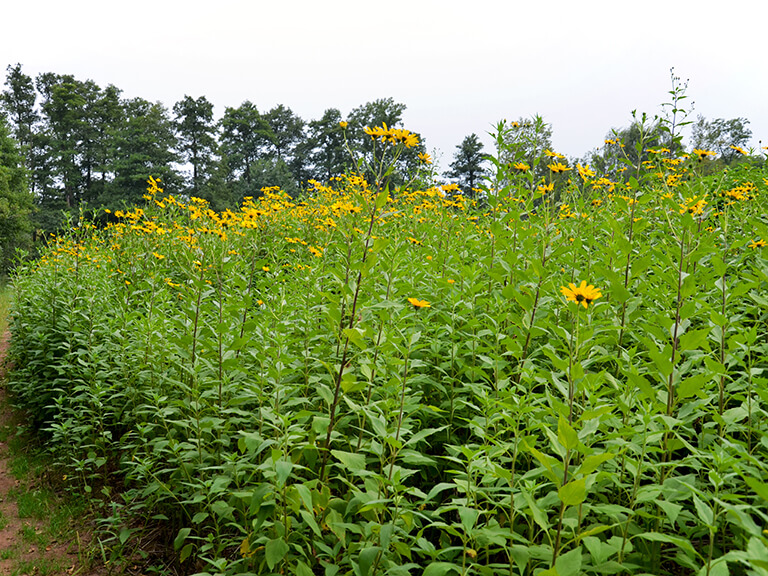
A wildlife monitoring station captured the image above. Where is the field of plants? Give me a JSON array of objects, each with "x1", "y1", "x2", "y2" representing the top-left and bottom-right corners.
[{"x1": 6, "y1": 120, "x2": 768, "y2": 576}]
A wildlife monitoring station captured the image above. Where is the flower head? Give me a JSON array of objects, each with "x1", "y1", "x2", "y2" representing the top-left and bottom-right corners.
[
  {"x1": 577, "y1": 163, "x2": 596, "y2": 181},
  {"x1": 407, "y1": 297, "x2": 431, "y2": 308},
  {"x1": 560, "y1": 281, "x2": 602, "y2": 309},
  {"x1": 549, "y1": 161, "x2": 571, "y2": 174},
  {"x1": 692, "y1": 149, "x2": 716, "y2": 160},
  {"x1": 729, "y1": 145, "x2": 748, "y2": 155},
  {"x1": 748, "y1": 239, "x2": 766, "y2": 249}
]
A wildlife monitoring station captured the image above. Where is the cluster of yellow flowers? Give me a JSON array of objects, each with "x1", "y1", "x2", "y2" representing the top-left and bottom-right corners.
[{"x1": 363, "y1": 123, "x2": 420, "y2": 148}]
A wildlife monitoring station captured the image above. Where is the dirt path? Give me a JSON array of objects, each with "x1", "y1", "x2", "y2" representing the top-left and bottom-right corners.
[{"x1": 0, "y1": 331, "x2": 96, "y2": 576}]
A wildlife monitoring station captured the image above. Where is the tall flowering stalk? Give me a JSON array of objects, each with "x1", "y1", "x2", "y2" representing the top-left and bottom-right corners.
[{"x1": 551, "y1": 280, "x2": 601, "y2": 564}]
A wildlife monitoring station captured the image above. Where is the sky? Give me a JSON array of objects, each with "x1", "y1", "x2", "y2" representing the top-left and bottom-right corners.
[{"x1": 2, "y1": 0, "x2": 766, "y2": 170}]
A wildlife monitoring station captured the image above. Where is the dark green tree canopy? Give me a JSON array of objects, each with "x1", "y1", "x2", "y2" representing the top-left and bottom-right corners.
[
  {"x1": 107, "y1": 97, "x2": 180, "y2": 208},
  {"x1": 173, "y1": 95, "x2": 218, "y2": 197},
  {"x1": 262, "y1": 104, "x2": 305, "y2": 163},
  {"x1": 304, "y1": 108, "x2": 347, "y2": 183},
  {"x1": 1, "y1": 64, "x2": 37, "y2": 152},
  {"x1": 444, "y1": 133, "x2": 487, "y2": 195},
  {"x1": 0, "y1": 117, "x2": 33, "y2": 270},
  {"x1": 219, "y1": 100, "x2": 272, "y2": 185}
]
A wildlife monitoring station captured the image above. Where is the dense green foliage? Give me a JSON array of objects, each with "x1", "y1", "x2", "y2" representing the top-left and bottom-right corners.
[
  {"x1": 7, "y1": 120, "x2": 768, "y2": 576},
  {"x1": 0, "y1": 116, "x2": 33, "y2": 272}
]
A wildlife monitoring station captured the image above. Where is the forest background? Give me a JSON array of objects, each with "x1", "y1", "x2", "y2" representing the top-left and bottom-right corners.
[{"x1": 0, "y1": 63, "x2": 757, "y2": 274}]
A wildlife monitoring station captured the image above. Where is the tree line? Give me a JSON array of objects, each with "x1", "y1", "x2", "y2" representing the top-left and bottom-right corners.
[
  {"x1": 0, "y1": 62, "x2": 758, "y2": 272},
  {"x1": 0, "y1": 63, "x2": 433, "y2": 235}
]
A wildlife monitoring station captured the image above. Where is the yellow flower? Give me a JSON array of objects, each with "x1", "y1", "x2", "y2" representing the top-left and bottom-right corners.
[
  {"x1": 692, "y1": 148, "x2": 716, "y2": 160},
  {"x1": 549, "y1": 161, "x2": 571, "y2": 174},
  {"x1": 339, "y1": 121, "x2": 348, "y2": 129},
  {"x1": 262, "y1": 266, "x2": 270, "y2": 272},
  {"x1": 748, "y1": 239, "x2": 766, "y2": 249},
  {"x1": 407, "y1": 297, "x2": 431, "y2": 308},
  {"x1": 512, "y1": 162, "x2": 530, "y2": 172},
  {"x1": 729, "y1": 145, "x2": 748, "y2": 155},
  {"x1": 152, "y1": 251, "x2": 165, "y2": 260},
  {"x1": 577, "y1": 163, "x2": 596, "y2": 180},
  {"x1": 537, "y1": 182, "x2": 554, "y2": 194},
  {"x1": 544, "y1": 149, "x2": 566, "y2": 159},
  {"x1": 418, "y1": 152, "x2": 433, "y2": 164},
  {"x1": 560, "y1": 280, "x2": 602, "y2": 309}
]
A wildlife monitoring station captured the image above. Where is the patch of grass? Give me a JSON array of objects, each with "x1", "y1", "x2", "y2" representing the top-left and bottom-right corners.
[
  {"x1": 11, "y1": 556, "x2": 66, "y2": 576},
  {"x1": 20, "y1": 523, "x2": 46, "y2": 546},
  {"x1": 15, "y1": 488, "x2": 53, "y2": 521},
  {"x1": 0, "y1": 283, "x2": 10, "y2": 336}
]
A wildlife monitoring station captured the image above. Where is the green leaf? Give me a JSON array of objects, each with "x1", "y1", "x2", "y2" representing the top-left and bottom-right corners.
[
  {"x1": 525, "y1": 443, "x2": 559, "y2": 481},
  {"x1": 423, "y1": 562, "x2": 460, "y2": 576},
  {"x1": 576, "y1": 453, "x2": 614, "y2": 476},
  {"x1": 332, "y1": 449, "x2": 366, "y2": 472},
  {"x1": 179, "y1": 543, "x2": 194, "y2": 563},
  {"x1": 693, "y1": 495, "x2": 714, "y2": 526},
  {"x1": 745, "y1": 477, "x2": 768, "y2": 501},
  {"x1": 678, "y1": 373, "x2": 709, "y2": 399},
  {"x1": 299, "y1": 509, "x2": 322, "y2": 537},
  {"x1": 275, "y1": 460, "x2": 293, "y2": 487},
  {"x1": 458, "y1": 506, "x2": 478, "y2": 534},
  {"x1": 655, "y1": 499, "x2": 683, "y2": 524},
  {"x1": 555, "y1": 546, "x2": 583, "y2": 576},
  {"x1": 678, "y1": 328, "x2": 710, "y2": 351},
  {"x1": 647, "y1": 345, "x2": 673, "y2": 379},
  {"x1": 635, "y1": 532, "x2": 696, "y2": 556},
  {"x1": 376, "y1": 187, "x2": 390, "y2": 209},
  {"x1": 699, "y1": 557, "x2": 729, "y2": 576},
  {"x1": 522, "y1": 489, "x2": 550, "y2": 532},
  {"x1": 559, "y1": 478, "x2": 586, "y2": 507},
  {"x1": 627, "y1": 371, "x2": 657, "y2": 401},
  {"x1": 358, "y1": 546, "x2": 381, "y2": 576},
  {"x1": 210, "y1": 500, "x2": 235, "y2": 520},
  {"x1": 265, "y1": 537, "x2": 290, "y2": 570},
  {"x1": 558, "y1": 416, "x2": 579, "y2": 451},
  {"x1": 296, "y1": 483, "x2": 314, "y2": 512},
  {"x1": 296, "y1": 560, "x2": 314, "y2": 576},
  {"x1": 343, "y1": 327, "x2": 366, "y2": 349}
]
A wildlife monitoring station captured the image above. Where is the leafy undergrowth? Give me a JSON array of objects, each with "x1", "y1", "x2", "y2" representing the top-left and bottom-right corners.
[
  {"x1": 5, "y1": 130, "x2": 768, "y2": 576},
  {"x1": 0, "y1": 317, "x2": 98, "y2": 576}
]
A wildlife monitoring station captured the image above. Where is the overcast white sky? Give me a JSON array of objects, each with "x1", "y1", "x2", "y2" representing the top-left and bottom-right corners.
[{"x1": 2, "y1": 0, "x2": 766, "y2": 169}]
